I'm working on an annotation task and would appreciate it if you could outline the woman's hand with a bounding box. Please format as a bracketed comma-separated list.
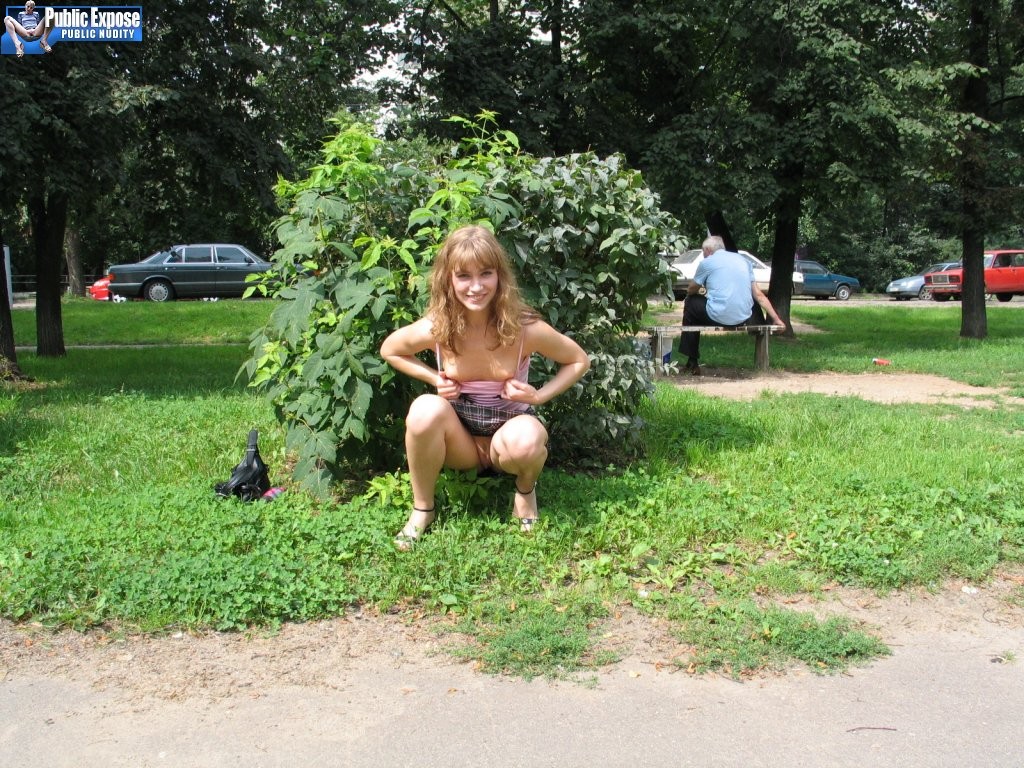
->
[502, 378, 539, 405]
[436, 373, 462, 401]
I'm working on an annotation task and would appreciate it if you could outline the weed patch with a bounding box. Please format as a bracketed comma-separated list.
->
[451, 598, 615, 680]
[673, 600, 888, 677]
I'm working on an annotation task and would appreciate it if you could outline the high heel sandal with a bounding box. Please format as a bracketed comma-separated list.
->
[514, 483, 538, 532]
[394, 506, 435, 551]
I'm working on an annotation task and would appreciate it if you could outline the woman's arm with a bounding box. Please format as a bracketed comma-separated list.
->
[380, 318, 439, 385]
[380, 318, 461, 400]
[503, 320, 590, 406]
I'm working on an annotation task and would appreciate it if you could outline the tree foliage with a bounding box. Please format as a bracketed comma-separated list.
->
[243, 113, 682, 494]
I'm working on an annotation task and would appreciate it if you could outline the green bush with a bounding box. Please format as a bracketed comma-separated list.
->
[243, 112, 685, 494]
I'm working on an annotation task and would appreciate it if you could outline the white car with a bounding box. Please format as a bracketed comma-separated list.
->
[665, 249, 804, 299]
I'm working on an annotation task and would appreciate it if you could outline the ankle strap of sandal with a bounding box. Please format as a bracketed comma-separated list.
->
[514, 483, 536, 495]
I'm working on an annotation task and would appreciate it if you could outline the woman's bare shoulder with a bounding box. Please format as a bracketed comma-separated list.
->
[521, 316, 563, 348]
[383, 316, 436, 354]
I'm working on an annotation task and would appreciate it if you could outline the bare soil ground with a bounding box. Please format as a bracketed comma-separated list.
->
[3, 566, 1024, 703]
[666, 369, 1024, 409]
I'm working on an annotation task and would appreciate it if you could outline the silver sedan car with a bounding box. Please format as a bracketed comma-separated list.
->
[885, 262, 959, 301]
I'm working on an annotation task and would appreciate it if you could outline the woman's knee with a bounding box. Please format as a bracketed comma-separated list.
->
[495, 419, 548, 462]
[405, 394, 452, 434]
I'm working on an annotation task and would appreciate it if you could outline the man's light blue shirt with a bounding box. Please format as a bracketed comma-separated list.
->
[693, 249, 755, 325]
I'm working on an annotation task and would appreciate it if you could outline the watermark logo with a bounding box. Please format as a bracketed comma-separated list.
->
[3, 5, 143, 55]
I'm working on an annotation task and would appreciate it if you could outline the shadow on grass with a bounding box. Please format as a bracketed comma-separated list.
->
[0, 346, 262, 475]
[15, 346, 253, 400]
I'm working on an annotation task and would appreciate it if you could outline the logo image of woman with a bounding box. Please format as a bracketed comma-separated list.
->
[4, 1, 54, 57]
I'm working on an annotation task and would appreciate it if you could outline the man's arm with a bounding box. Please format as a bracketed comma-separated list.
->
[751, 284, 784, 326]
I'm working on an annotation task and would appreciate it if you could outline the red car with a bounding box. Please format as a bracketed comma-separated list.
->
[924, 250, 1024, 302]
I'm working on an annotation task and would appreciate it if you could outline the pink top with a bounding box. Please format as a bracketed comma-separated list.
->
[436, 337, 532, 412]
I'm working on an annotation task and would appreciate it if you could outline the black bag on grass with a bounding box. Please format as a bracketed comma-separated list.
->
[214, 429, 271, 501]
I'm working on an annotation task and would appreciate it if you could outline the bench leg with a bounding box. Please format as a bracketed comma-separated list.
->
[754, 331, 770, 370]
[651, 330, 673, 364]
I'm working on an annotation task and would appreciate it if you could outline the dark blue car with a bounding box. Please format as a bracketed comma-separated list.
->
[794, 260, 861, 300]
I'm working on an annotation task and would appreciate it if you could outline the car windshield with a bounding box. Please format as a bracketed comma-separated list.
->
[140, 250, 171, 264]
[739, 251, 768, 269]
[670, 249, 702, 267]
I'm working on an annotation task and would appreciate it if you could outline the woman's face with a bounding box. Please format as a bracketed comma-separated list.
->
[451, 261, 499, 313]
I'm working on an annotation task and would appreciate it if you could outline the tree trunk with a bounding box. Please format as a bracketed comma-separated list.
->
[64, 226, 85, 297]
[0, 219, 28, 381]
[548, 0, 568, 154]
[705, 210, 736, 251]
[768, 164, 803, 335]
[30, 191, 68, 357]
[958, 0, 992, 340]
[769, 211, 799, 334]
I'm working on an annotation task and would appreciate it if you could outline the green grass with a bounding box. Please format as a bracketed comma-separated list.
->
[12, 296, 275, 346]
[2, 298, 1023, 680]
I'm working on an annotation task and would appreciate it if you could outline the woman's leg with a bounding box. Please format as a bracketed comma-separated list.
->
[38, 16, 53, 47]
[490, 415, 548, 523]
[396, 394, 479, 547]
[5, 17, 23, 49]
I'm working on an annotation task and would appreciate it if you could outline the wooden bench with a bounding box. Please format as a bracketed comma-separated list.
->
[643, 324, 785, 371]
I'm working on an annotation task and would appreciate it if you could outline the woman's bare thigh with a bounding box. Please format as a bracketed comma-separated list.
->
[435, 404, 487, 471]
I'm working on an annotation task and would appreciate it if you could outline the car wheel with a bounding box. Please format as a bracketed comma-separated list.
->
[144, 279, 174, 302]
[996, 293, 1013, 302]
[834, 285, 852, 301]
[918, 286, 931, 300]
[932, 293, 951, 302]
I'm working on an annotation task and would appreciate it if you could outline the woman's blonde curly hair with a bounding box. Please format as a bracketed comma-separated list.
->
[427, 225, 536, 355]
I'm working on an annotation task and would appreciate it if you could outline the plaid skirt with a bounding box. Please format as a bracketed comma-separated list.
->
[451, 397, 536, 437]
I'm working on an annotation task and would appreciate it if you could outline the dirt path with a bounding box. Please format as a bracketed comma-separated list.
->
[2, 568, 1023, 702]
[665, 369, 1024, 408]
[2, 569, 1023, 767]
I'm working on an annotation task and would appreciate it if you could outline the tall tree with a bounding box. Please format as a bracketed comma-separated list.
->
[892, 0, 1024, 338]
[0, 0, 401, 361]
[0, 219, 27, 381]
[399, 1, 587, 153]
[957, 0, 995, 338]
[0, 43, 121, 356]
[566, 0, 922, 328]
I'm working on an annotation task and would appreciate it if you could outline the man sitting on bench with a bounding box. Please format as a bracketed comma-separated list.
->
[679, 235, 784, 375]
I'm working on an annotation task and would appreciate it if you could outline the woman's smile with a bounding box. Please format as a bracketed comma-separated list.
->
[453, 266, 498, 310]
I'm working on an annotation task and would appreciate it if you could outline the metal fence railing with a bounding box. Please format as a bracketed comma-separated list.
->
[10, 275, 78, 292]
